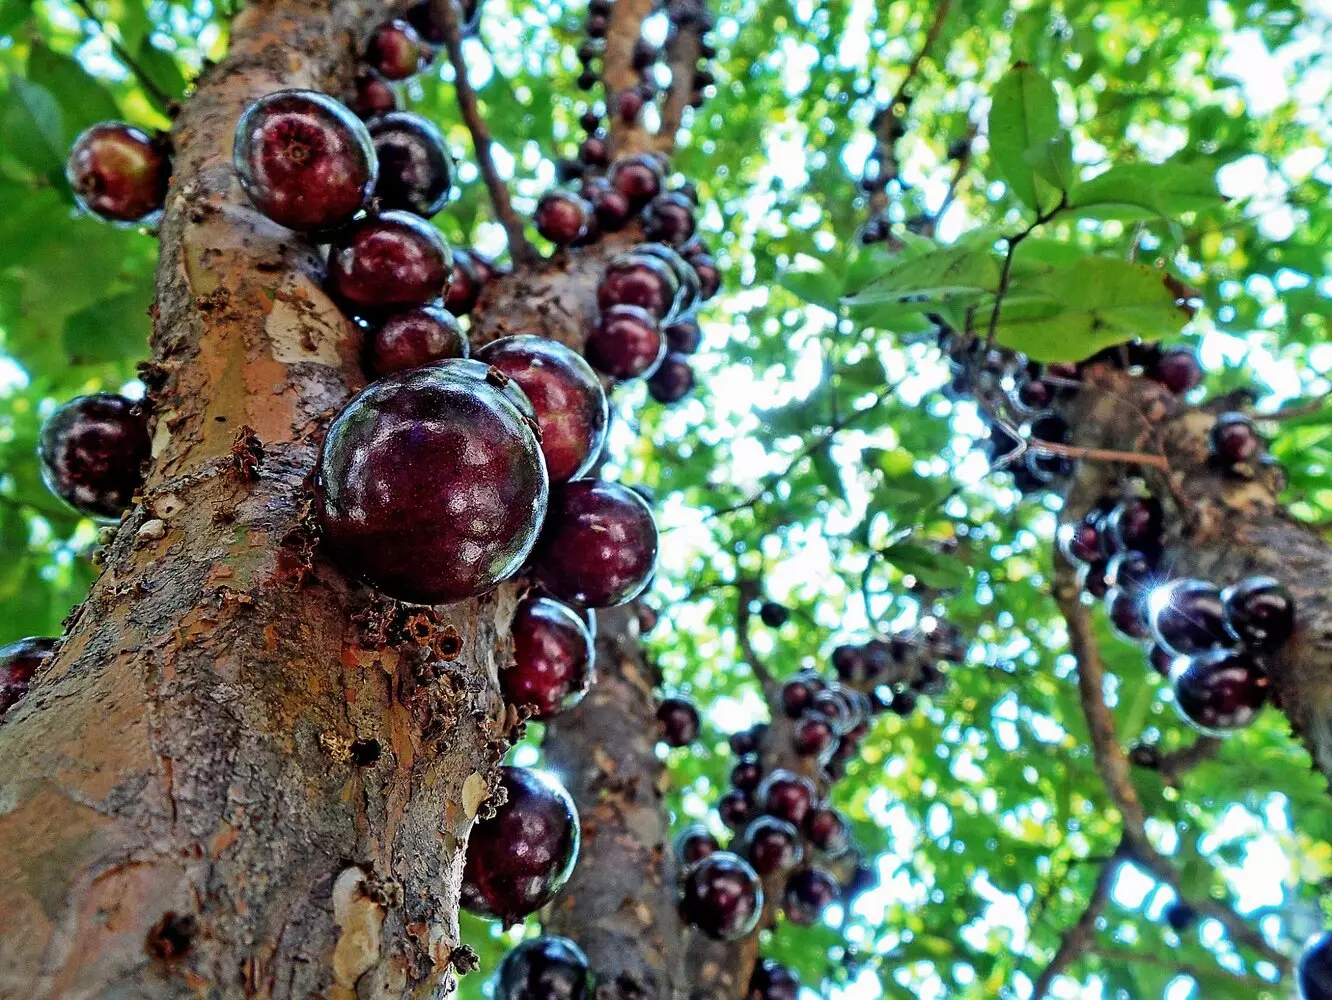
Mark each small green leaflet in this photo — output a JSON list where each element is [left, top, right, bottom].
[[880, 542, 970, 589], [842, 246, 1002, 306]]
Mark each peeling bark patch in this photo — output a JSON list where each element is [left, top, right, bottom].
[[145, 911, 198, 961], [331, 867, 386, 989]]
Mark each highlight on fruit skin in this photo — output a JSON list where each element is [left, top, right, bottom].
[[37, 393, 151, 521], [66, 122, 170, 225], [678, 850, 763, 941]]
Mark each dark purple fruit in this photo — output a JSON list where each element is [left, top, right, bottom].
[[810, 685, 860, 735], [367, 303, 467, 376], [476, 336, 609, 483], [405, 0, 482, 41], [532, 479, 658, 608], [757, 770, 816, 826], [38, 393, 150, 520], [1298, 931, 1332, 1000], [584, 304, 664, 380], [315, 360, 547, 604], [598, 254, 678, 318], [1106, 496, 1163, 554], [782, 867, 839, 926], [1221, 576, 1295, 652], [804, 807, 850, 856], [1171, 649, 1268, 733], [636, 603, 659, 634], [535, 191, 593, 246], [792, 713, 835, 757], [647, 353, 695, 404], [1077, 560, 1111, 600], [691, 255, 721, 301], [664, 316, 702, 355], [1211, 412, 1260, 465], [461, 766, 580, 924], [501, 596, 594, 720], [495, 936, 590, 1000], [364, 19, 429, 80], [1057, 516, 1104, 565], [743, 816, 803, 876], [1147, 644, 1177, 677], [67, 123, 169, 224], [642, 192, 696, 246], [368, 112, 452, 217], [676, 824, 720, 867], [889, 688, 918, 715], [758, 602, 789, 627], [1023, 411, 1073, 481], [579, 135, 609, 167], [729, 725, 766, 757], [1153, 347, 1203, 394], [749, 960, 799, 1000], [445, 248, 483, 315], [327, 210, 452, 313], [1148, 578, 1229, 657], [0, 637, 57, 718], [632, 243, 700, 315], [233, 89, 376, 232], [731, 755, 762, 793], [1164, 901, 1196, 933], [780, 674, 817, 718], [617, 88, 645, 122], [718, 789, 755, 831], [608, 153, 664, 207], [1014, 377, 1052, 412], [657, 696, 700, 747], [1106, 588, 1151, 642], [350, 72, 397, 119], [1105, 550, 1156, 594], [679, 852, 763, 941], [831, 644, 869, 683]]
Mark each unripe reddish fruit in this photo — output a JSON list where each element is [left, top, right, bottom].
[[680, 852, 763, 941], [365, 19, 429, 81], [731, 755, 762, 793], [598, 254, 679, 319], [608, 153, 665, 207], [67, 123, 169, 224], [38, 393, 150, 520], [664, 316, 702, 355], [532, 479, 658, 608], [749, 960, 800, 1000], [476, 336, 609, 483], [315, 360, 548, 604], [657, 696, 700, 747], [1148, 579, 1229, 657], [350, 72, 397, 119], [691, 255, 721, 300], [757, 769, 817, 826], [1299, 931, 1332, 1000], [585, 304, 665, 380], [444, 248, 483, 315], [792, 713, 835, 757], [676, 824, 720, 867], [618, 88, 646, 122], [366, 303, 467, 376], [0, 637, 57, 718], [1222, 576, 1295, 652], [804, 807, 850, 856], [368, 112, 453, 217], [502, 596, 594, 720], [234, 90, 376, 232], [461, 766, 580, 924], [648, 353, 695, 404], [642, 192, 696, 246], [496, 936, 591, 1000], [327, 210, 452, 313], [1153, 347, 1203, 394], [718, 789, 755, 831], [782, 867, 839, 925], [1171, 650, 1268, 734], [535, 191, 593, 246], [743, 816, 803, 875], [1210, 412, 1260, 465]]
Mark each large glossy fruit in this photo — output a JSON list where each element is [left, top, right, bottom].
[[584, 305, 664, 380], [67, 123, 169, 224], [632, 243, 700, 316], [495, 936, 591, 1000], [749, 960, 799, 1000], [1171, 649, 1269, 734], [1148, 579, 1230, 657], [1299, 931, 1332, 1000], [783, 867, 839, 925], [0, 637, 57, 718], [1222, 576, 1295, 652], [657, 696, 700, 747], [476, 336, 608, 482], [780, 674, 817, 718], [327, 210, 452, 313], [368, 112, 452, 217], [743, 816, 802, 876], [811, 685, 860, 735], [535, 192, 593, 246], [315, 360, 548, 604], [582, 177, 633, 231], [641, 192, 696, 246], [608, 153, 664, 206], [597, 254, 678, 319], [676, 824, 720, 867], [462, 766, 580, 924], [804, 808, 850, 856], [1211, 412, 1260, 465], [38, 393, 151, 520], [647, 353, 695, 404], [757, 770, 817, 827], [1106, 496, 1164, 554], [531, 479, 658, 608], [679, 852, 763, 941], [1057, 515, 1104, 565], [1105, 550, 1156, 594], [1106, 588, 1151, 642], [445, 248, 483, 315], [502, 596, 594, 720], [234, 90, 376, 232], [367, 304, 467, 376], [365, 19, 429, 80]]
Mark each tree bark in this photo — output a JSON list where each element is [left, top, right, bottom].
[[0, 2, 518, 996]]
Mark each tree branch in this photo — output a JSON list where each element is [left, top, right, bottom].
[[654, 1, 705, 155], [1030, 843, 1125, 999], [603, 0, 655, 155], [735, 578, 777, 698], [433, 0, 539, 265]]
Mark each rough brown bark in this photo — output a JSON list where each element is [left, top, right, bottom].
[[0, 2, 519, 996]]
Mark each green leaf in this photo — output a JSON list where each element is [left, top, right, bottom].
[[880, 542, 970, 589], [810, 440, 846, 502], [778, 263, 841, 312], [63, 286, 153, 363], [0, 0, 32, 36], [987, 63, 1067, 212], [1066, 162, 1225, 220], [26, 44, 121, 138], [0, 79, 65, 179], [843, 246, 1002, 305], [839, 352, 886, 389], [133, 40, 188, 115]]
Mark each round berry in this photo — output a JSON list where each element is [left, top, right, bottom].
[[598, 254, 678, 319], [743, 816, 803, 876], [780, 674, 817, 718], [476, 336, 609, 483], [889, 688, 918, 715], [664, 316, 702, 355], [364, 19, 429, 81], [1057, 516, 1104, 565], [608, 154, 664, 207], [366, 303, 467, 376], [647, 353, 695, 404], [1221, 575, 1295, 652], [657, 696, 700, 747], [804, 807, 850, 856], [443, 248, 483, 315], [535, 191, 593, 246], [501, 596, 594, 720], [579, 135, 609, 167], [1299, 931, 1332, 1000], [0, 637, 57, 718], [327, 210, 452, 313], [831, 644, 869, 683], [532, 479, 658, 608], [1106, 588, 1150, 643], [495, 936, 591, 1000], [1164, 901, 1196, 933], [636, 603, 659, 634], [1106, 496, 1163, 555], [1210, 412, 1260, 465], [368, 112, 452, 217], [1014, 377, 1053, 412], [461, 766, 580, 924], [584, 304, 665, 381], [233, 90, 376, 232], [1153, 347, 1203, 394], [782, 867, 839, 926], [1171, 649, 1268, 734], [1105, 550, 1156, 594], [691, 255, 721, 301], [758, 602, 789, 628], [1078, 560, 1111, 599], [757, 769, 817, 827], [810, 684, 860, 735], [749, 960, 799, 1000], [315, 360, 547, 604], [1148, 578, 1229, 657], [729, 726, 766, 757], [676, 824, 720, 867], [679, 852, 763, 941], [585, 181, 633, 232], [731, 755, 762, 793], [38, 393, 150, 520], [718, 789, 755, 832], [632, 243, 701, 316], [792, 713, 835, 757], [67, 123, 169, 224], [1147, 643, 1178, 678], [349, 72, 397, 120], [641, 192, 696, 246]]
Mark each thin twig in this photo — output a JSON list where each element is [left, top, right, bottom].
[[75, 0, 176, 113], [433, 0, 538, 265], [1156, 736, 1222, 783], [1087, 946, 1276, 990], [1267, 395, 1332, 421], [1030, 843, 1126, 999], [735, 578, 776, 697], [983, 193, 1068, 349], [888, 1, 953, 108]]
